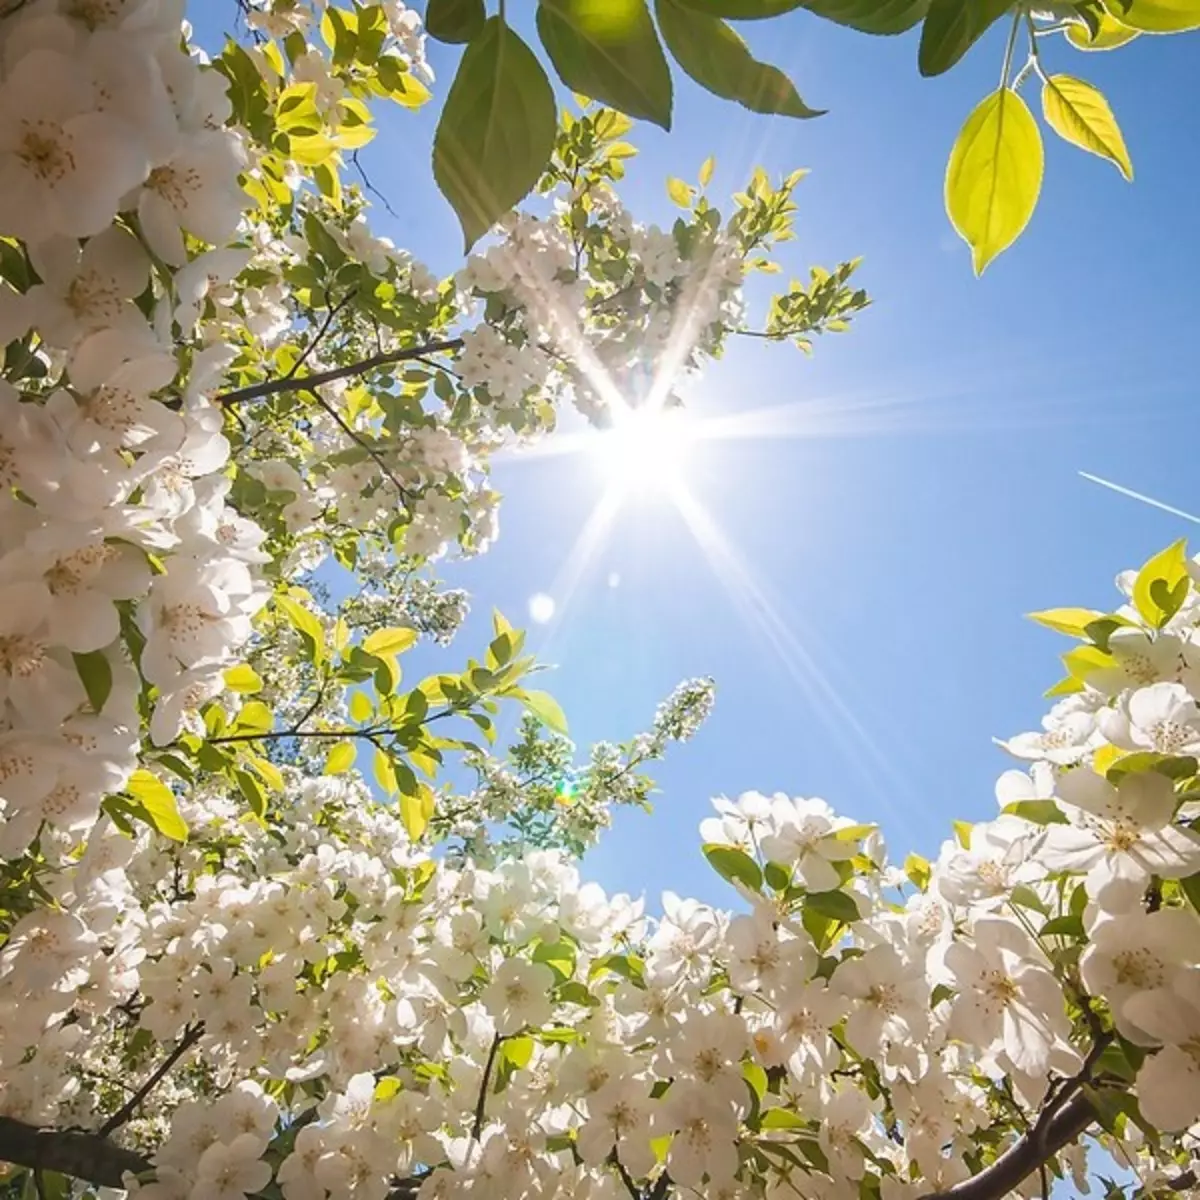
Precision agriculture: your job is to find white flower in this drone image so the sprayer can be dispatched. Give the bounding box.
[759,795,858,891]
[833,944,928,1056]
[1127,972,1200,1132]
[1042,767,1200,911]
[0,581,84,724]
[191,1133,273,1200]
[945,917,1072,1075]
[137,130,246,264]
[656,1081,741,1188]
[1126,682,1200,756]
[26,224,149,349]
[480,958,555,1035]
[0,48,147,242]
[577,1075,656,1178]
[1000,705,1096,765]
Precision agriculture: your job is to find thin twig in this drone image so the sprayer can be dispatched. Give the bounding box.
[288,291,357,381]
[352,151,400,220]
[98,1023,204,1137]
[472,1034,502,1141]
[307,389,412,502]
[217,338,463,406]
[611,1152,641,1200]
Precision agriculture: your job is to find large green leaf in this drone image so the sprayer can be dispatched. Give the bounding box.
[671,0,805,14]
[1066,8,1140,46]
[702,843,764,892]
[426,0,486,43]
[537,0,673,129]
[945,87,1043,275]
[1042,74,1133,180]
[919,0,1014,76]
[433,17,558,249]
[1101,0,1200,29]
[656,0,823,117]
[801,0,928,33]
[126,770,188,842]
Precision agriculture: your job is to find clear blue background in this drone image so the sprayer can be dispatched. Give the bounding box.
[201,4,1200,903]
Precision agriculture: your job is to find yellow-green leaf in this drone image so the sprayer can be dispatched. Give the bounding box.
[1028,607,1108,637]
[127,770,188,842]
[400,783,436,841]
[945,88,1043,275]
[233,700,274,736]
[349,690,374,723]
[276,594,326,663]
[375,747,397,793]
[699,155,715,186]
[667,176,694,207]
[1067,9,1140,47]
[324,740,357,775]
[1132,539,1190,628]
[224,663,264,693]
[519,689,569,735]
[1042,75,1132,181]
[245,752,285,793]
[363,626,418,657]
[1100,0,1200,31]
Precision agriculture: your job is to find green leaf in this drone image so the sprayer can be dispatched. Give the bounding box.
[349,690,374,723]
[945,87,1044,274]
[276,593,327,663]
[432,16,558,249]
[324,740,357,774]
[763,860,791,891]
[501,1034,535,1069]
[760,1107,807,1130]
[656,0,824,118]
[536,0,673,129]
[1002,799,1067,825]
[919,0,1013,76]
[224,663,264,693]
[1040,914,1085,938]
[73,651,112,713]
[233,700,274,736]
[1132,539,1189,629]
[519,689,569,735]
[667,176,695,206]
[400,783,436,841]
[743,1059,768,1103]
[363,626,418,657]
[1028,607,1108,637]
[236,769,267,819]
[672,0,805,14]
[702,843,764,892]
[126,769,188,842]
[1042,74,1133,180]
[426,0,487,42]
[799,0,928,34]
[1180,870,1200,914]
[804,889,860,923]
[1101,0,1200,30]
[904,852,931,891]
[1067,8,1140,47]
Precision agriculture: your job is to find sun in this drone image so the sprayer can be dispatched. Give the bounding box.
[592,403,694,497]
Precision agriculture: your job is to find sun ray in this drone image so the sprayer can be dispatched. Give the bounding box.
[1078,471,1200,524]
[665,478,927,822]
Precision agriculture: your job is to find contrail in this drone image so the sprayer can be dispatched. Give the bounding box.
[1079,471,1200,525]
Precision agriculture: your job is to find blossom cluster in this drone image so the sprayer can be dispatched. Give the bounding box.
[0,0,268,858]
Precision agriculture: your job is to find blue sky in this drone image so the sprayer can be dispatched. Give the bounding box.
[201,5,1200,907]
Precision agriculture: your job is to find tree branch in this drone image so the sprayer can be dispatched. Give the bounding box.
[917,1092,1099,1200]
[99,1022,204,1137]
[472,1034,502,1142]
[0,1118,152,1189]
[217,339,463,406]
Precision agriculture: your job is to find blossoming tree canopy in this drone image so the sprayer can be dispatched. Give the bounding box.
[0,0,1197,1198]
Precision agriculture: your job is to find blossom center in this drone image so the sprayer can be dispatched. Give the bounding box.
[983,969,1018,1005]
[18,123,74,183]
[1150,719,1192,754]
[0,633,47,678]
[148,164,200,209]
[1112,948,1165,989]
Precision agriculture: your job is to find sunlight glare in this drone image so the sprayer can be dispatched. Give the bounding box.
[594,404,693,496]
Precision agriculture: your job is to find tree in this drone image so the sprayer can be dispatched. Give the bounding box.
[0,4,1196,1200]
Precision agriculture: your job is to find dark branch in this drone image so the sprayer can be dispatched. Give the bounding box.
[307,388,413,503]
[472,1034,502,1141]
[217,339,462,406]
[99,1022,204,1137]
[917,1092,1099,1200]
[0,1118,152,1189]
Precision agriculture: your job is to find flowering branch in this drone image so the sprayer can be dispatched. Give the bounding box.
[0,1118,152,1190]
[472,1034,502,1142]
[216,339,464,405]
[98,1022,205,1137]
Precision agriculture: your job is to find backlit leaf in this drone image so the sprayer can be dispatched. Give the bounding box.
[426,0,486,42]
[324,740,357,774]
[1100,0,1200,30]
[433,17,557,249]
[1132,539,1189,628]
[126,770,188,842]
[363,626,419,656]
[1042,74,1133,180]
[945,87,1043,274]
[519,689,569,735]
[702,843,763,892]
